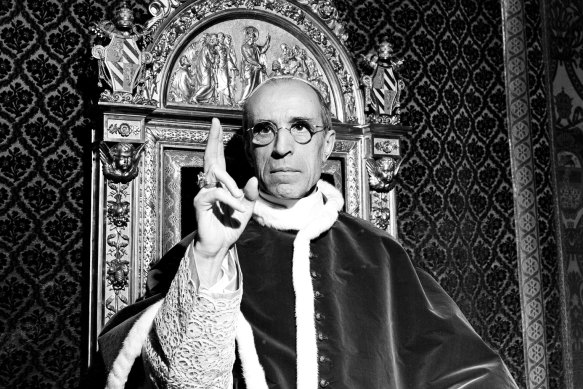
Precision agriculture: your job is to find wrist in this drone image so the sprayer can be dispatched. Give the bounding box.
[193,240,229,261]
[192,241,229,288]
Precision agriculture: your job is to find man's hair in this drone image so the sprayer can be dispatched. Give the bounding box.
[242,76,332,139]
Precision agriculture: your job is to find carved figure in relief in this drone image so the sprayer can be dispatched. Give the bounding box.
[192,33,218,103]
[304,57,318,80]
[276,43,292,74]
[343,88,355,122]
[239,26,271,102]
[361,39,404,124]
[99,142,145,184]
[271,58,284,76]
[96,77,518,389]
[169,55,195,102]
[284,45,304,76]
[272,42,331,107]
[166,27,336,110]
[216,33,239,105]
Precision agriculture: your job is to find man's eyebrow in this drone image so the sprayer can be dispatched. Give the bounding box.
[290,116,315,122]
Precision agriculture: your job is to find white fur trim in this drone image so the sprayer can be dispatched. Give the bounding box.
[293,181,342,388]
[293,233,318,388]
[106,300,164,389]
[252,180,343,388]
[253,180,344,231]
[236,312,269,389]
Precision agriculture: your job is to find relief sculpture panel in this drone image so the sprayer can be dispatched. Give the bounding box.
[166,19,335,115]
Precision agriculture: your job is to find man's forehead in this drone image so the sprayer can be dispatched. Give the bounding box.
[246,79,320,116]
[246,82,321,123]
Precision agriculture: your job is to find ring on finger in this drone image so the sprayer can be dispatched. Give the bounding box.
[197,171,220,189]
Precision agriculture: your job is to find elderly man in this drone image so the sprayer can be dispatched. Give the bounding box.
[96,77,517,389]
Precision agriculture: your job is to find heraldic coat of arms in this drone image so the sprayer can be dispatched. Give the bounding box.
[91,1,153,104]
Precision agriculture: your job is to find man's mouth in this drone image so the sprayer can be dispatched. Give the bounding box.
[270,168,300,173]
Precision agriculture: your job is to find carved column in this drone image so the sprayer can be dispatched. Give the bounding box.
[365,124,410,237]
[94,113,149,334]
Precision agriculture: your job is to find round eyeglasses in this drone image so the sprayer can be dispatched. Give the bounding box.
[247,120,325,146]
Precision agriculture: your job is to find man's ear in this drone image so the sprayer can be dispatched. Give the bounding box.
[321,129,336,162]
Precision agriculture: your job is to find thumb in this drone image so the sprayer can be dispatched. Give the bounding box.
[242,177,259,204]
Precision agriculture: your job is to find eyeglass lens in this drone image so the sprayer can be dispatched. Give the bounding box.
[251,121,316,145]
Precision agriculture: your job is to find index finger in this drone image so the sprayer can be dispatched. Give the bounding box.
[204,117,225,172]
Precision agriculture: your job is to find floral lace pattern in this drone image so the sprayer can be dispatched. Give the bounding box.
[144,256,242,388]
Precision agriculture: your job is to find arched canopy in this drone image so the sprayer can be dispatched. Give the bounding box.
[141,0,364,123]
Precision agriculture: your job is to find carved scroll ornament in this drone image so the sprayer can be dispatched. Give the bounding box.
[104,182,132,319]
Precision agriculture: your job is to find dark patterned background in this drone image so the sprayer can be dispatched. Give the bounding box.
[0,0,563,387]
[336,0,563,387]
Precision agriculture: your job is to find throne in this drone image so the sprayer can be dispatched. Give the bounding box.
[87,0,410,364]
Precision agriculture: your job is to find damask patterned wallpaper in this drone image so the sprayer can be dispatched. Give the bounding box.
[336,0,563,387]
[0,0,563,388]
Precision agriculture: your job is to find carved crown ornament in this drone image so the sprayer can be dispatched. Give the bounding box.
[90,0,368,124]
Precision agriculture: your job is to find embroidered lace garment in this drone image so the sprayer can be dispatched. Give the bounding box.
[144,243,241,388]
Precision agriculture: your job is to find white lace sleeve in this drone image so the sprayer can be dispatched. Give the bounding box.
[144,247,242,388]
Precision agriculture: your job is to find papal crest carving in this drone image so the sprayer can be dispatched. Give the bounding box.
[361,39,404,124]
[91,2,154,104]
[101,36,142,93]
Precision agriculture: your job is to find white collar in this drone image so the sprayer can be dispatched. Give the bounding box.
[252,180,344,231]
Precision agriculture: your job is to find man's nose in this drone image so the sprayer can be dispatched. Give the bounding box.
[271,128,295,157]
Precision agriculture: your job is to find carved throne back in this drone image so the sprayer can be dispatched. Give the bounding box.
[87,0,407,366]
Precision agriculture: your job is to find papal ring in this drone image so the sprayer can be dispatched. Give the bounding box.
[197,172,218,189]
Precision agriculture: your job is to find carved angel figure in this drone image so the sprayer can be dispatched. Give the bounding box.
[366,156,402,192]
[100,142,145,183]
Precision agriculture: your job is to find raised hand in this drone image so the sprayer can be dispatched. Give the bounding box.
[192,118,258,287]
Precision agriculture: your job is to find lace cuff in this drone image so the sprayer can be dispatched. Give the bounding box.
[144,248,242,388]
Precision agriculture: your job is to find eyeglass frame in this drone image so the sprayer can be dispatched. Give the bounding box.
[245,120,327,146]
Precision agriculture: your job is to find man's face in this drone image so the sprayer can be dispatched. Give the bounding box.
[246,80,336,199]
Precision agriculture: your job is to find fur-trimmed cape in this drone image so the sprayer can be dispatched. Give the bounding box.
[90,182,518,389]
